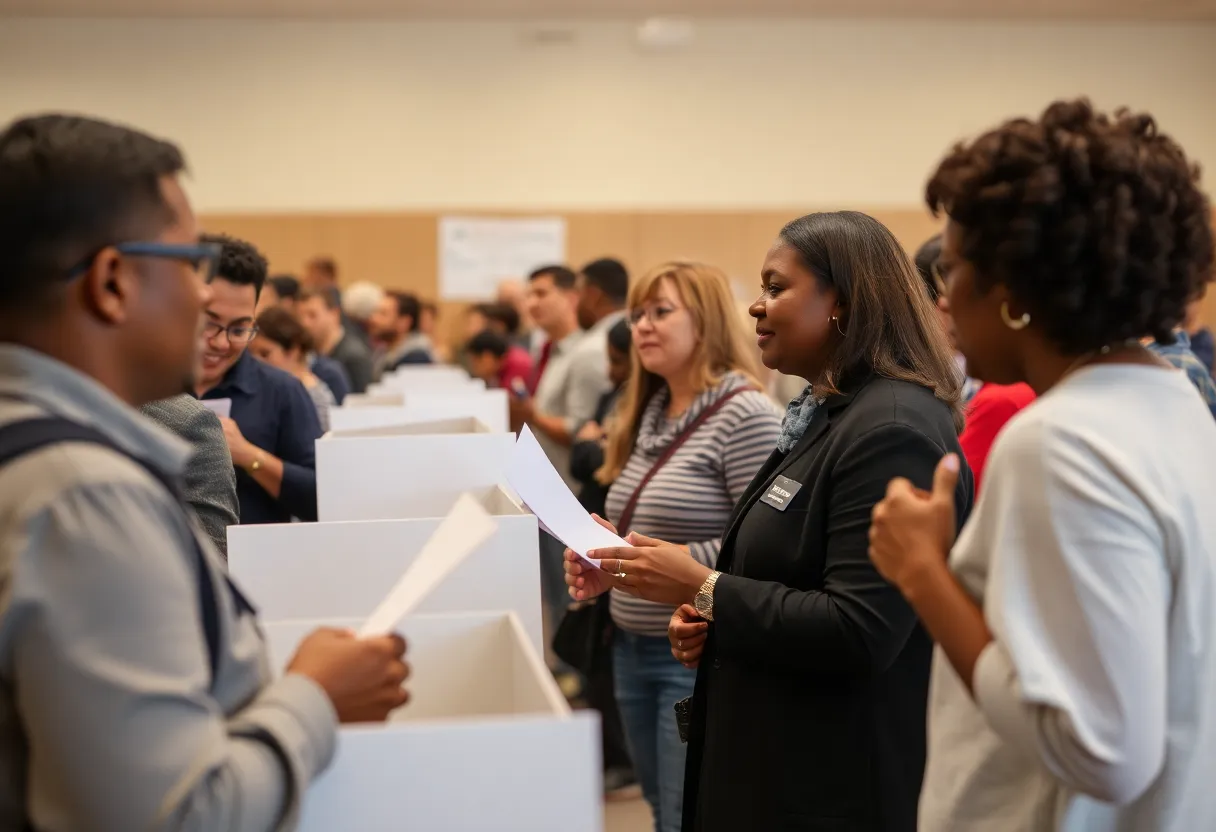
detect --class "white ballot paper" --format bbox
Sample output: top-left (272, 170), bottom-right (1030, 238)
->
top-left (505, 426), bottom-right (625, 568)
top-left (201, 398), bottom-right (232, 420)
top-left (357, 494), bottom-right (499, 637)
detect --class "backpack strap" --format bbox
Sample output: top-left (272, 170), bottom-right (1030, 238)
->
top-left (0, 417), bottom-right (224, 682)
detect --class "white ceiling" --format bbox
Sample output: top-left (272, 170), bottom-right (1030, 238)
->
top-left (3, 0), bottom-right (1216, 19)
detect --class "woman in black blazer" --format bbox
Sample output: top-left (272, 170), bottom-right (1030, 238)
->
top-left (572, 211), bottom-right (974, 831)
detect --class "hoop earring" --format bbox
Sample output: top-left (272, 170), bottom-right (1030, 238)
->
top-left (1000, 302), bottom-right (1030, 331)
top-left (830, 315), bottom-right (846, 336)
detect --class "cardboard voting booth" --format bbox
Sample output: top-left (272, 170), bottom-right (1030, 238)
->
top-left (376, 375), bottom-right (486, 394)
top-left (227, 510), bottom-right (543, 655)
top-left (264, 612), bottom-right (602, 832)
top-left (328, 389), bottom-right (510, 434)
top-left (316, 419), bottom-right (517, 521)
top-left (379, 365), bottom-right (470, 385)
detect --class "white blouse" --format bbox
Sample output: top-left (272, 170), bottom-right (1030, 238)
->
top-left (920, 364), bottom-right (1216, 831)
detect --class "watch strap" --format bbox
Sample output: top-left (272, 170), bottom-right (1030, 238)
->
top-left (695, 571), bottom-right (721, 621)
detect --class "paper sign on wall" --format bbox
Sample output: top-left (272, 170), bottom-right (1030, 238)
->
top-left (439, 216), bottom-right (566, 300)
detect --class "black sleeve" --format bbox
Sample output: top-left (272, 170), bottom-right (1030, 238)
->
top-left (569, 440), bottom-right (605, 484)
top-left (345, 352), bottom-right (374, 395)
top-left (712, 424), bottom-right (949, 678)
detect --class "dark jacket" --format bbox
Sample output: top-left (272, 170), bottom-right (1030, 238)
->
top-left (328, 330), bottom-right (374, 394)
top-left (570, 387), bottom-right (621, 517)
top-left (683, 374), bottom-right (973, 832)
top-left (310, 354), bottom-right (351, 405)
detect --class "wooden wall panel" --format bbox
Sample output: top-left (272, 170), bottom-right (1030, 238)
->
top-left (199, 207), bottom-right (956, 349)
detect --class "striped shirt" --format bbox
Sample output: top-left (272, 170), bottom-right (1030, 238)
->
top-left (606, 372), bottom-right (782, 636)
top-left (304, 378), bottom-right (335, 433)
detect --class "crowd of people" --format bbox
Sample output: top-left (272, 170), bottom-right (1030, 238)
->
top-left (0, 95), bottom-right (1213, 832)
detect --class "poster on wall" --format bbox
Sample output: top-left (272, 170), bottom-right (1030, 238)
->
top-left (439, 216), bottom-right (567, 300)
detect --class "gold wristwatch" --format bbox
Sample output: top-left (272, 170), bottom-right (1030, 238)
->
top-left (694, 571), bottom-right (721, 621)
top-left (248, 454), bottom-right (264, 473)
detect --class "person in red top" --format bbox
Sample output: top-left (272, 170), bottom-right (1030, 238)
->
top-left (915, 233), bottom-right (1036, 496)
top-left (958, 381), bottom-right (1036, 495)
top-left (465, 329), bottom-right (533, 391)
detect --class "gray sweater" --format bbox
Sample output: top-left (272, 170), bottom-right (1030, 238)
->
top-left (141, 394), bottom-right (239, 559)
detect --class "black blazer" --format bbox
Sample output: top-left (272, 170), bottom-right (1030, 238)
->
top-left (682, 374), bottom-right (973, 832)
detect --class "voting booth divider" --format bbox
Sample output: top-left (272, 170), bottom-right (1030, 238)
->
top-left (227, 504), bottom-right (544, 655)
top-left (327, 389), bottom-right (510, 434)
top-left (316, 418), bottom-right (516, 521)
top-left (264, 612), bottom-right (602, 832)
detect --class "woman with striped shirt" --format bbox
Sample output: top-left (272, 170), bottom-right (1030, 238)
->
top-left (582, 261), bottom-right (780, 832)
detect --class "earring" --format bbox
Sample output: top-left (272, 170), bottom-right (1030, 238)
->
top-left (1000, 302), bottom-right (1030, 331)
top-left (830, 315), bottom-right (846, 336)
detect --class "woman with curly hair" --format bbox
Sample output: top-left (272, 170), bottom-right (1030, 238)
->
top-left (869, 99), bottom-right (1216, 829)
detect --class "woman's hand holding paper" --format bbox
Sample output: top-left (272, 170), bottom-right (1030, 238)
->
top-left (563, 513), bottom-right (619, 601)
top-left (588, 533), bottom-right (712, 607)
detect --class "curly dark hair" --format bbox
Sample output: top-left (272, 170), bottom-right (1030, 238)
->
top-left (202, 232), bottom-right (268, 299)
top-left (926, 99), bottom-right (1214, 353)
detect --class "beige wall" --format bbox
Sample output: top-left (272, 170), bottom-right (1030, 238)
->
top-left (1, 18), bottom-right (1213, 213)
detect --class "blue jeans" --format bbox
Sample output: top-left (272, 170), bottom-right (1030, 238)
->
top-left (613, 630), bottom-right (697, 832)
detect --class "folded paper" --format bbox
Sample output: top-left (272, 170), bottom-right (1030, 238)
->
top-left (504, 425), bottom-right (625, 568)
top-left (357, 494), bottom-right (498, 637)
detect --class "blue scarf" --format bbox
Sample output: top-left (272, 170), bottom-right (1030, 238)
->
top-left (777, 385), bottom-right (823, 453)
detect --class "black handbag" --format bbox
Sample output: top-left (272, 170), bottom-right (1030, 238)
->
top-left (553, 593), bottom-right (615, 677)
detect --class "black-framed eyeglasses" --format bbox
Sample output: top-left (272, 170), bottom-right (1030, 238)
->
top-left (67, 241), bottom-right (222, 282)
top-left (202, 320), bottom-right (259, 346)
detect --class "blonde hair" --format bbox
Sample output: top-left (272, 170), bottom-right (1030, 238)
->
top-left (597, 261), bottom-right (762, 483)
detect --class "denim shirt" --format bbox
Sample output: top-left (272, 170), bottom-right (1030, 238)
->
top-left (1146, 329), bottom-right (1216, 419)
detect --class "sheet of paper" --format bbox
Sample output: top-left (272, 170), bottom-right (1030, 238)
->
top-left (357, 494), bottom-right (499, 637)
top-left (504, 426), bottom-right (625, 568)
top-left (201, 398), bottom-right (232, 420)
top-left (438, 216), bottom-right (566, 300)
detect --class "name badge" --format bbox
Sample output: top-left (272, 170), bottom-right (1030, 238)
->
top-left (759, 475), bottom-right (803, 511)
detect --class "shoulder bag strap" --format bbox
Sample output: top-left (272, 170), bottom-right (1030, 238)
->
top-left (0, 417), bottom-right (224, 683)
top-left (617, 387), bottom-right (755, 533)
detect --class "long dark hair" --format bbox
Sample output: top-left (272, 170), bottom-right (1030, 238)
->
top-left (779, 211), bottom-right (964, 431)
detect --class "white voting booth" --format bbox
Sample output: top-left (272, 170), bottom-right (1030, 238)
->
top-left (328, 389), bottom-right (510, 434)
top-left (264, 612), bottom-right (601, 832)
top-left (316, 418), bottom-right (517, 522)
top-left (228, 497), bottom-right (543, 655)
top-left (222, 392), bottom-right (611, 830)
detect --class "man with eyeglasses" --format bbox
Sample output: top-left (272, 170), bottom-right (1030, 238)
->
top-left (0, 114), bottom-right (411, 831)
top-left (195, 233), bottom-right (323, 524)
